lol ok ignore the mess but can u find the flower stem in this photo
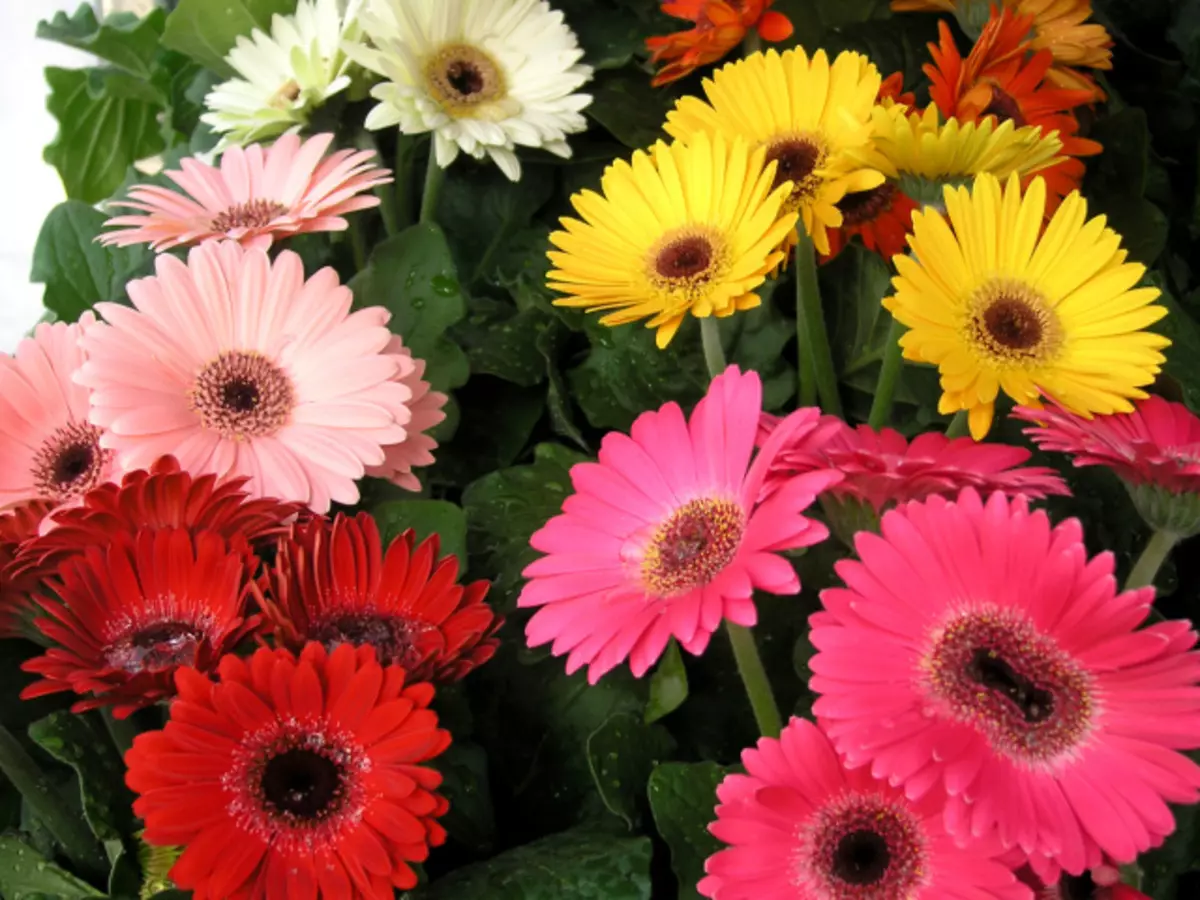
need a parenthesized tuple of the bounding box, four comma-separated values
(1125, 529, 1180, 592)
(794, 229, 842, 416)
(700, 317, 727, 379)
(419, 151, 446, 224)
(349, 220, 367, 271)
(725, 622, 783, 739)
(0, 725, 105, 877)
(742, 31, 763, 56)
(394, 135, 419, 231)
(868, 314, 905, 430)
(945, 410, 970, 439)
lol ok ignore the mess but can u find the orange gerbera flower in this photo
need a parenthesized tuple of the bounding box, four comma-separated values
(925, 10, 1101, 207)
(646, 0, 794, 86)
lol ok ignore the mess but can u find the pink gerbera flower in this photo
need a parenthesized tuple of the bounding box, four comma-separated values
(77, 241, 422, 514)
(0, 315, 116, 510)
(364, 336, 447, 491)
(699, 717, 1028, 900)
(99, 133, 391, 251)
(518, 365, 841, 683)
(810, 489, 1200, 875)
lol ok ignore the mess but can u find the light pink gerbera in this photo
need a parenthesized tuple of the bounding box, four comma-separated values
(810, 489, 1200, 876)
(98, 133, 391, 251)
(0, 315, 116, 511)
(699, 717, 1029, 900)
(365, 336, 447, 491)
(77, 240, 421, 514)
(518, 365, 841, 683)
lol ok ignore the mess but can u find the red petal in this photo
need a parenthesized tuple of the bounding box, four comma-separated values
(756, 10, 793, 42)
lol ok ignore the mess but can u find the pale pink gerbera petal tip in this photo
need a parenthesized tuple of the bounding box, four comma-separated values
(518, 365, 841, 683)
(364, 336, 447, 492)
(77, 241, 437, 514)
(99, 133, 391, 251)
(810, 488, 1200, 876)
(0, 314, 115, 511)
(699, 718, 1029, 900)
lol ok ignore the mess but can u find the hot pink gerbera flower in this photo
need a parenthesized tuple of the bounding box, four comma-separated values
(77, 241, 421, 514)
(700, 718, 1029, 900)
(810, 489, 1200, 875)
(1015, 396, 1200, 535)
(99, 133, 390, 251)
(518, 365, 841, 683)
(364, 336, 446, 491)
(0, 315, 116, 511)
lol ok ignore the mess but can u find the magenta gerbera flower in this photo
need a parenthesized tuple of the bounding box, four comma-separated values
(77, 240, 421, 514)
(699, 718, 1028, 900)
(518, 365, 840, 683)
(99, 133, 390, 251)
(810, 489, 1200, 875)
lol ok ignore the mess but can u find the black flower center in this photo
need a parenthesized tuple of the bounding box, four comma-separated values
(767, 139, 820, 185)
(968, 649, 1055, 723)
(447, 61, 484, 96)
(655, 236, 714, 280)
(32, 421, 109, 501)
(106, 621, 201, 673)
(190, 350, 295, 440)
(836, 183, 897, 226)
(983, 296, 1043, 351)
(832, 829, 891, 886)
(54, 443, 94, 485)
(261, 749, 344, 820)
(426, 43, 505, 109)
(310, 613, 430, 671)
(1061, 872, 1098, 900)
(222, 378, 260, 413)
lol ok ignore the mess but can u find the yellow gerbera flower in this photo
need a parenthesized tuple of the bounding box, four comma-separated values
(887, 172, 1169, 440)
(854, 104, 1063, 207)
(547, 132, 798, 348)
(663, 48, 882, 256)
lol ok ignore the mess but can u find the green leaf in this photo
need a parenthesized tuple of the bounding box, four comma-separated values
(586, 67, 674, 149)
(372, 499, 468, 567)
(646, 639, 689, 724)
(435, 741, 496, 852)
(586, 713, 676, 829)
(0, 835, 102, 899)
(558, 0, 647, 70)
(1151, 278, 1200, 411)
(647, 762, 728, 900)
(1139, 802, 1200, 898)
(44, 66, 166, 204)
(406, 827, 652, 899)
(245, 0, 299, 26)
(349, 223, 470, 394)
(31, 200, 152, 323)
(37, 6, 166, 78)
(451, 300, 553, 387)
(160, 0, 279, 77)
(427, 380, 546, 487)
(818, 14, 941, 85)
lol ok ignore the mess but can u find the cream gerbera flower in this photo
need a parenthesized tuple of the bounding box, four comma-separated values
(202, 0, 364, 148)
(345, 0, 593, 181)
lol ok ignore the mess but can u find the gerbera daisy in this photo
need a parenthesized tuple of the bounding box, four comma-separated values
(77, 241, 420, 514)
(926, 11, 1102, 206)
(810, 489, 1200, 873)
(518, 365, 841, 683)
(646, 0, 794, 86)
(126, 642, 450, 898)
(887, 172, 1169, 440)
(665, 48, 883, 256)
(202, 0, 365, 148)
(345, 0, 593, 182)
(262, 513, 500, 683)
(364, 336, 446, 491)
(0, 314, 115, 511)
(1014, 396, 1200, 536)
(21, 528, 259, 718)
(852, 103, 1063, 208)
(547, 132, 797, 348)
(699, 718, 1028, 900)
(99, 133, 390, 251)
(0, 500, 54, 639)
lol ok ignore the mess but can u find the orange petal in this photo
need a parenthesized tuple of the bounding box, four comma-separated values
(756, 10, 793, 42)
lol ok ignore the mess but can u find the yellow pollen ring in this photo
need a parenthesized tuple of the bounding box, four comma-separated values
(423, 42, 507, 118)
(641, 496, 745, 597)
(965, 278, 1064, 367)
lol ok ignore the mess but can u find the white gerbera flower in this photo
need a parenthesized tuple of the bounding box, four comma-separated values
(346, 0, 593, 181)
(202, 0, 365, 148)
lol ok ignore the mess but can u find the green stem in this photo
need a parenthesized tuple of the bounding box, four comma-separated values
(794, 229, 842, 416)
(700, 317, 727, 379)
(868, 314, 905, 430)
(394, 135, 418, 231)
(725, 623, 783, 739)
(742, 31, 763, 55)
(349, 220, 367, 271)
(419, 151, 446, 224)
(945, 410, 970, 439)
(101, 709, 137, 760)
(1125, 529, 1180, 592)
(0, 725, 105, 877)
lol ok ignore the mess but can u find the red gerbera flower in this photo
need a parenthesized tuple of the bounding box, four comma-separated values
(925, 10, 1101, 208)
(21, 528, 260, 717)
(262, 513, 500, 684)
(647, 0, 794, 86)
(126, 642, 450, 900)
(0, 499, 54, 639)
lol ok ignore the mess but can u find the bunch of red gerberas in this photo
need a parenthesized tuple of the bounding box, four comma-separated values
(0, 457, 500, 898)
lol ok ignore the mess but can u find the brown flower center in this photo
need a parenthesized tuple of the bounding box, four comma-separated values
(968, 280, 1062, 365)
(190, 351, 295, 441)
(269, 80, 302, 109)
(210, 199, 287, 232)
(424, 43, 506, 114)
(764, 135, 827, 210)
(105, 621, 202, 673)
(641, 497, 744, 597)
(655, 235, 714, 280)
(836, 182, 897, 226)
(31, 421, 109, 502)
(981, 85, 1026, 127)
(310, 613, 434, 673)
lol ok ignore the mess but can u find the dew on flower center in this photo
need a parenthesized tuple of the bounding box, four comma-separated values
(31, 421, 109, 502)
(641, 497, 744, 597)
(425, 43, 506, 114)
(105, 621, 202, 673)
(968, 279, 1062, 365)
(765, 134, 827, 210)
(925, 609, 1094, 762)
(310, 612, 434, 671)
(836, 182, 897, 226)
(981, 85, 1026, 127)
(261, 749, 343, 819)
(189, 350, 295, 440)
(210, 199, 287, 232)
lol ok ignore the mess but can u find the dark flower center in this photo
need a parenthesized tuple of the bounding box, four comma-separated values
(766, 138, 822, 191)
(310, 613, 430, 670)
(984, 296, 1042, 350)
(426, 43, 505, 109)
(981, 86, 1026, 127)
(969, 281, 1061, 364)
(261, 749, 344, 820)
(190, 350, 295, 440)
(642, 497, 744, 596)
(836, 183, 897, 226)
(448, 61, 484, 96)
(32, 421, 109, 501)
(222, 378, 260, 413)
(968, 649, 1055, 723)
(105, 621, 201, 673)
(655, 236, 715, 280)
(210, 199, 287, 232)
(832, 829, 891, 885)
(1061, 872, 1098, 900)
